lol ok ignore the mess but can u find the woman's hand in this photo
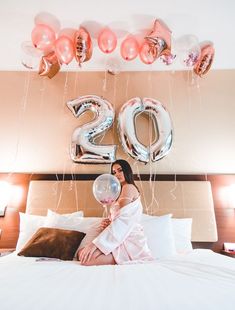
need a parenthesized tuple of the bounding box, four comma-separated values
(79, 243, 97, 264)
(100, 218, 111, 231)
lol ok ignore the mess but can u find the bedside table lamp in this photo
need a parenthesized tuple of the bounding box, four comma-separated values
(0, 181, 11, 217)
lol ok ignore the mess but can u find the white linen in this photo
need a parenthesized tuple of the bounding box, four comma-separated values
(1, 249, 235, 310)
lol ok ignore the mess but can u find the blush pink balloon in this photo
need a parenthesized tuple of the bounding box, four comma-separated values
(139, 41, 157, 65)
(98, 28, 117, 54)
(120, 36, 139, 61)
(31, 24, 56, 52)
(55, 36, 74, 64)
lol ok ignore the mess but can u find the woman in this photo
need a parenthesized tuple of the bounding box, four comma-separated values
(78, 159, 153, 266)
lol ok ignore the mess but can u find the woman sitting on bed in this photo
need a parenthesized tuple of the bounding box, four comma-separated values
(78, 159, 153, 266)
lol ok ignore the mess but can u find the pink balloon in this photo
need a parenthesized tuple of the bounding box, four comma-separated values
(120, 36, 139, 61)
(31, 24, 56, 52)
(55, 36, 74, 65)
(98, 28, 117, 54)
(139, 41, 157, 65)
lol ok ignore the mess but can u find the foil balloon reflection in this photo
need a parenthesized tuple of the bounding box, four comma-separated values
(118, 97, 173, 163)
(194, 43, 215, 77)
(74, 27, 92, 66)
(67, 95, 116, 164)
(140, 19, 172, 65)
(38, 51, 60, 79)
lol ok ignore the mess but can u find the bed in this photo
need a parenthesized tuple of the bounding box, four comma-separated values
(1, 180, 235, 310)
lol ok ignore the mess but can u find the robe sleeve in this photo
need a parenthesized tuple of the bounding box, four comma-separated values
(92, 199, 141, 255)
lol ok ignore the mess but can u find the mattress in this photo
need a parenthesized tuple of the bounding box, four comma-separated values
(0, 249, 235, 310)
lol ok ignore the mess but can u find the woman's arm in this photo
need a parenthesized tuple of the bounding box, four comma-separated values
(92, 195, 141, 255)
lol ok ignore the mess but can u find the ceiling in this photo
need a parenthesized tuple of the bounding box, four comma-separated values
(0, 0, 234, 72)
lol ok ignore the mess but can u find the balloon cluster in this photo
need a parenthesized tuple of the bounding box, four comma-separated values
(21, 14, 215, 79)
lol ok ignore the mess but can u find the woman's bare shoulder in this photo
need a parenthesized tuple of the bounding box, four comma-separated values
(121, 184, 139, 198)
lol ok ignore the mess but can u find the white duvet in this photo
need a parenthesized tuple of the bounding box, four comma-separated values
(0, 249, 235, 310)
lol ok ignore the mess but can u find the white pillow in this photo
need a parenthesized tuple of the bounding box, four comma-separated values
(171, 218, 193, 253)
(16, 213, 46, 252)
(141, 214, 176, 259)
(43, 209, 84, 231)
(77, 218, 102, 251)
(142, 214, 193, 254)
(16, 210, 84, 253)
(44, 210, 101, 234)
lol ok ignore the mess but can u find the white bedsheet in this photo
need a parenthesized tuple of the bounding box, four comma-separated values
(0, 249, 235, 310)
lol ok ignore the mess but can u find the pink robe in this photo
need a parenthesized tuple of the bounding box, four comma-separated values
(92, 197, 154, 264)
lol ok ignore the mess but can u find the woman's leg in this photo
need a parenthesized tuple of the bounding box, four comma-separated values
(81, 253, 116, 266)
(78, 248, 116, 266)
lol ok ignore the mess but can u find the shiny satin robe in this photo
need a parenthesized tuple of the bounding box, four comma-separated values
(92, 197, 154, 264)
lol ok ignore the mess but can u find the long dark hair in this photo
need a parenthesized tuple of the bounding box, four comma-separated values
(111, 159, 139, 191)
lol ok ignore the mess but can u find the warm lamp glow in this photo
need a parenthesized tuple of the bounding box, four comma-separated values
(219, 184, 235, 208)
(10, 185, 24, 207)
(0, 181, 11, 207)
(0, 181, 24, 215)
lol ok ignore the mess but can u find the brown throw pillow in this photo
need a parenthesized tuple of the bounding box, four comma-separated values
(18, 227, 85, 260)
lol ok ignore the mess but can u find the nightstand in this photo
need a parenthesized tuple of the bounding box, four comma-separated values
(220, 250, 235, 258)
(0, 248, 15, 257)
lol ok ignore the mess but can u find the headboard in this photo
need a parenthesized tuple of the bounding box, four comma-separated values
(26, 180, 218, 242)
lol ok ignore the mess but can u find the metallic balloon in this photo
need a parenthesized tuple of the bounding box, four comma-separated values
(74, 27, 92, 66)
(139, 19, 172, 65)
(38, 51, 60, 79)
(118, 97, 173, 163)
(194, 43, 215, 77)
(67, 95, 116, 164)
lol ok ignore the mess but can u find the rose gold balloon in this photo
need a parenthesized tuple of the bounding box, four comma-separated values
(98, 28, 117, 54)
(74, 27, 92, 66)
(194, 43, 215, 77)
(139, 41, 157, 65)
(55, 36, 74, 65)
(120, 36, 139, 61)
(38, 51, 60, 79)
(31, 24, 56, 52)
(145, 19, 172, 60)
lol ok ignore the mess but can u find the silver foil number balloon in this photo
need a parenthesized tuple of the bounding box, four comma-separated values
(118, 97, 173, 163)
(67, 95, 116, 164)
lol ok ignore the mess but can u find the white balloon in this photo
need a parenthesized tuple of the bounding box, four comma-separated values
(93, 174, 121, 205)
(175, 34, 201, 67)
(21, 41, 43, 70)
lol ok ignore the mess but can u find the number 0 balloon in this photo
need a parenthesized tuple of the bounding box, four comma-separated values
(118, 97, 173, 163)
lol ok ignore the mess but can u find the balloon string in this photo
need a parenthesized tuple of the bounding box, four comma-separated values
(103, 59, 108, 92)
(112, 73, 117, 146)
(62, 70, 69, 107)
(168, 71, 175, 111)
(73, 71, 79, 98)
(148, 69, 153, 95)
(169, 174, 177, 201)
(55, 162, 67, 212)
(135, 163, 148, 215)
(125, 73, 130, 101)
(7, 70, 31, 177)
(39, 77, 46, 111)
